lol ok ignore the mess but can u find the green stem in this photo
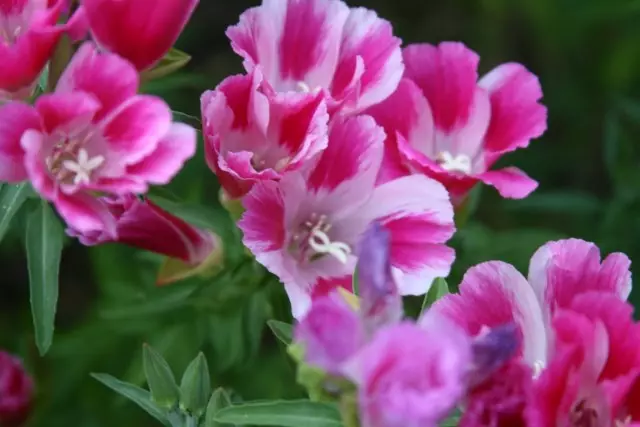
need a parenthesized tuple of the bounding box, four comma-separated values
(185, 415, 198, 427)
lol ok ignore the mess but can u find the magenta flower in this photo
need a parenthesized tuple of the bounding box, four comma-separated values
(67, 195, 216, 265)
(294, 291, 364, 375)
(201, 69, 329, 199)
(365, 42, 547, 201)
(0, 0, 67, 102)
(0, 42, 197, 237)
(431, 239, 631, 373)
(527, 292, 640, 427)
(227, 0, 403, 115)
(238, 115, 455, 317)
(345, 312, 472, 427)
(77, 0, 199, 71)
(0, 351, 33, 426)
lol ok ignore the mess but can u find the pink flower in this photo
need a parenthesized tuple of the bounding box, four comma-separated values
(0, 351, 33, 426)
(294, 291, 364, 375)
(67, 195, 216, 265)
(527, 293, 640, 427)
(0, 0, 66, 102)
(431, 239, 631, 372)
(0, 42, 197, 236)
(365, 42, 547, 201)
(77, 0, 199, 71)
(238, 115, 455, 317)
(345, 312, 472, 427)
(227, 0, 403, 115)
(201, 69, 328, 199)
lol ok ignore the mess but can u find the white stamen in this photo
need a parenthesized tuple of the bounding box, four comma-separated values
(436, 151, 472, 174)
(62, 148, 104, 185)
(295, 81, 321, 94)
(307, 228, 351, 264)
(532, 360, 545, 378)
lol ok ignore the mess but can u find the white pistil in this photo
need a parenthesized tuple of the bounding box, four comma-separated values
(436, 151, 472, 174)
(307, 228, 351, 264)
(295, 81, 321, 94)
(62, 148, 105, 185)
(532, 360, 545, 378)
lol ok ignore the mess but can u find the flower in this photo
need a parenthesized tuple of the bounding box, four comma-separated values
(227, 0, 403, 115)
(345, 312, 472, 427)
(365, 42, 547, 201)
(0, 351, 33, 426)
(294, 291, 364, 375)
(0, 0, 67, 102)
(0, 42, 197, 236)
(527, 292, 640, 427)
(67, 195, 216, 265)
(431, 239, 631, 372)
(201, 69, 328, 199)
(77, 0, 199, 71)
(239, 115, 455, 317)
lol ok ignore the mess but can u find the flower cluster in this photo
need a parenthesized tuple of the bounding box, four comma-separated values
(202, 0, 547, 317)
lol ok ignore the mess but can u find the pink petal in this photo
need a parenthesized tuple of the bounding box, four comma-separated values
(56, 42, 139, 121)
(0, 102, 40, 182)
(126, 123, 197, 185)
(82, 0, 199, 71)
(432, 261, 547, 366)
(527, 239, 631, 321)
(478, 63, 547, 158)
(20, 129, 56, 199)
(239, 180, 286, 254)
(403, 42, 480, 133)
(54, 192, 117, 238)
(306, 115, 384, 195)
(363, 175, 455, 295)
(477, 167, 538, 199)
(101, 95, 172, 165)
(35, 92, 100, 134)
(331, 6, 403, 112)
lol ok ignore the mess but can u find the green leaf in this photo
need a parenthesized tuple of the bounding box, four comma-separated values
(266, 320, 293, 345)
(352, 267, 359, 296)
(420, 277, 449, 314)
(142, 48, 192, 82)
(26, 200, 63, 355)
(0, 182, 32, 244)
(506, 191, 602, 215)
(205, 388, 235, 427)
(143, 344, 180, 409)
(91, 373, 169, 426)
(180, 353, 211, 417)
(212, 400, 342, 427)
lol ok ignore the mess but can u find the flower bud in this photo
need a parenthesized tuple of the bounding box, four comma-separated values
(0, 351, 33, 426)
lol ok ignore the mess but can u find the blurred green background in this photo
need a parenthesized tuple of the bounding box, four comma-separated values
(2, 0, 640, 425)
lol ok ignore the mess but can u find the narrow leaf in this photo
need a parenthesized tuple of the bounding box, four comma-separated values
(0, 182, 31, 244)
(91, 373, 169, 426)
(205, 388, 234, 427)
(143, 344, 180, 409)
(266, 320, 293, 345)
(213, 400, 342, 427)
(180, 352, 211, 417)
(420, 277, 449, 315)
(26, 201, 63, 355)
(142, 48, 192, 81)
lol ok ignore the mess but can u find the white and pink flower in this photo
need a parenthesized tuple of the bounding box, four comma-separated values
(0, 42, 197, 236)
(226, 0, 404, 115)
(366, 42, 547, 202)
(239, 115, 455, 317)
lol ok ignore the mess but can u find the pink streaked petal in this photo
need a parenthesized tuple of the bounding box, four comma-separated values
(0, 101, 40, 182)
(285, 281, 313, 319)
(478, 63, 547, 158)
(403, 42, 480, 133)
(219, 150, 280, 181)
(432, 261, 547, 366)
(527, 239, 630, 322)
(444, 87, 491, 160)
(306, 115, 384, 194)
(101, 95, 172, 165)
(204, 137, 254, 199)
(54, 192, 117, 238)
(34, 92, 100, 134)
(126, 123, 197, 185)
(226, 6, 278, 76)
(363, 175, 455, 295)
(87, 177, 148, 195)
(239, 180, 286, 254)
(20, 129, 56, 199)
(56, 42, 139, 121)
(64, 5, 89, 41)
(375, 134, 411, 186)
(477, 167, 538, 199)
(599, 252, 632, 300)
(331, 7, 403, 112)
(311, 276, 353, 300)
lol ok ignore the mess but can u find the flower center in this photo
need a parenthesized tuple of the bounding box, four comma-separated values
(290, 213, 351, 264)
(295, 81, 320, 94)
(436, 151, 472, 174)
(46, 138, 104, 187)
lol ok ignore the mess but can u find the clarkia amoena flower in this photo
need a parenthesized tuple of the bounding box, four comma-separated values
(366, 42, 547, 202)
(0, 351, 33, 427)
(239, 115, 455, 317)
